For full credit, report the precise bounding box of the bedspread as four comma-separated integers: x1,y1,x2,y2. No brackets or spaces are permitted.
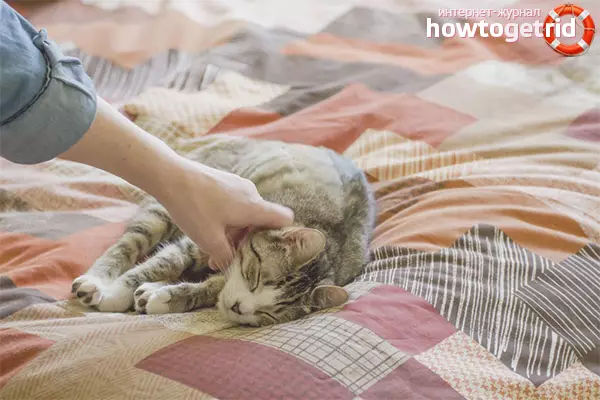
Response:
1,0,600,399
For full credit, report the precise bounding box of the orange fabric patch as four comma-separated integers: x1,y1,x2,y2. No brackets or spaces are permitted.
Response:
1,223,125,300
210,84,476,151
211,108,282,134
372,177,442,226
373,182,588,262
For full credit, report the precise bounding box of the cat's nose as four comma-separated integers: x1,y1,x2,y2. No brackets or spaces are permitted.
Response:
231,301,241,314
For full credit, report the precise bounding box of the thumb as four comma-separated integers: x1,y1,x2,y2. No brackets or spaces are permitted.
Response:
249,201,294,229
197,229,234,271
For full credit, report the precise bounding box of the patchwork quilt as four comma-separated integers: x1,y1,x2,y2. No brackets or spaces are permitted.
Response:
1,0,600,398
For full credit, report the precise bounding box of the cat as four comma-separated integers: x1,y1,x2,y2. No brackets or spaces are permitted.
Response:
72,135,375,326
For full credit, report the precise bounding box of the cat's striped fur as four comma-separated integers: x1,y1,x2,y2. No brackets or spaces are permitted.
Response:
72,135,375,326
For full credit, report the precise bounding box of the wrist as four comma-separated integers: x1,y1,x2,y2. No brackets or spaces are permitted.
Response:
147,153,213,204
134,147,182,199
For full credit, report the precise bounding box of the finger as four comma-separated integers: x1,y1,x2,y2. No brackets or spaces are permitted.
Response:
196,230,234,271
208,257,220,271
207,228,249,270
228,227,251,249
208,251,232,271
249,201,294,228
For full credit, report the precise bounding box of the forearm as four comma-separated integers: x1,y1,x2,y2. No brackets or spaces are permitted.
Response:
59,97,193,198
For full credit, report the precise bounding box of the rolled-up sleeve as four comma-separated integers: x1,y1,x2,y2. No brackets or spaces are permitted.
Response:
0,1,97,164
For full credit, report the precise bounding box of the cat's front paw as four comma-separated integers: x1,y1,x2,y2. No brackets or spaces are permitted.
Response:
72,275,104,307
134,282,171,315
71,275,133,312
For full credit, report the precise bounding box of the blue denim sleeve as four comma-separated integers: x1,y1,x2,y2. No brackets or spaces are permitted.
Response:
0,1,97,164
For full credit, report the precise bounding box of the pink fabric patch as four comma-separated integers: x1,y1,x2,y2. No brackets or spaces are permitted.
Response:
336,285,456,354
566,108,600,142
137,335,354,400
0,328,55,389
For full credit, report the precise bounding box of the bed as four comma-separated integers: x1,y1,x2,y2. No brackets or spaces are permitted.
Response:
1,0,600,398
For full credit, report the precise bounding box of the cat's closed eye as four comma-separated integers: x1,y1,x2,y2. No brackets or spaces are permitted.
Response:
249,240,262,263
249,269,260,292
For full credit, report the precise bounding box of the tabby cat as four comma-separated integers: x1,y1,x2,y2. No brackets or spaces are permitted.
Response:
72,135,375,326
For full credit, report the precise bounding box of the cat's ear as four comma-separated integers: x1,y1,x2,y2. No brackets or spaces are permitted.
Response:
281,227,326,266
310,285,349,310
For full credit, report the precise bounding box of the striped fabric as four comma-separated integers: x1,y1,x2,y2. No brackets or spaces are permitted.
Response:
516,244,600,360
362,226,575,384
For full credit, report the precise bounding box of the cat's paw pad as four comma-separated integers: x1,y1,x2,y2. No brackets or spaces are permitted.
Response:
135,282,170,314
72,275,133,312
72,275,104,307
145,289,172,315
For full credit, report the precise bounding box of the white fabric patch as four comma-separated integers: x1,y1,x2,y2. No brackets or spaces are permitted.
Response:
453,58,600,110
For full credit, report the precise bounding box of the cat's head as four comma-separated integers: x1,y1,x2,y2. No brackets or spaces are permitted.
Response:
217,226,348,326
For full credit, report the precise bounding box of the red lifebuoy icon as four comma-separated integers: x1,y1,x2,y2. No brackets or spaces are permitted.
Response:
544,4,595,56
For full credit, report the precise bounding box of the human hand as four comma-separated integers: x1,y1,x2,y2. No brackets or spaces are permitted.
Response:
59,97,291,270
155,156,294,270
